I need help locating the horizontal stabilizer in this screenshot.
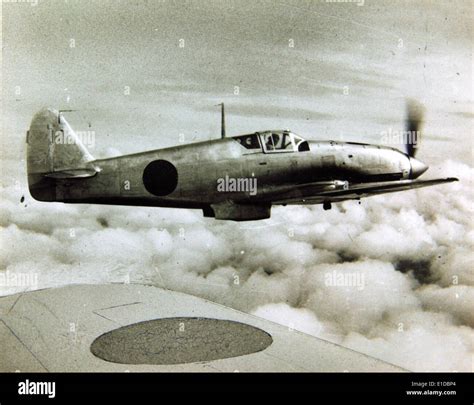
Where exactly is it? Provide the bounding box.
[44,167,99,179]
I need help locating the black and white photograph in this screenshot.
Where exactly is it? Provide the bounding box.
[0,0,473,398]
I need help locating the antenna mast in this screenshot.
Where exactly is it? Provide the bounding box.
[219,103,226,139]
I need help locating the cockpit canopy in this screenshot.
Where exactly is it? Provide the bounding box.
[233,130,310,153]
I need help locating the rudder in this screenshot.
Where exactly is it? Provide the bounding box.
[26,108,95,201]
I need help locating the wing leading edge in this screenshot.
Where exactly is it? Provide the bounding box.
[271,177,459,205]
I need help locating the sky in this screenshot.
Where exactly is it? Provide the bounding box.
[1,0,473,371]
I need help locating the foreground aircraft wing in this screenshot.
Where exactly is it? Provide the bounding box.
[0,284,404,371]
[271,177,458,205]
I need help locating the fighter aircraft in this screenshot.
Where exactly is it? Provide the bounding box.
[26,101,457,221]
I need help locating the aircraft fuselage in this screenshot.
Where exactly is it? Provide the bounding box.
[28,109,452,221]
[35,137,413,207]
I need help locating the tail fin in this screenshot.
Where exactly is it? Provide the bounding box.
[26,108,96,201]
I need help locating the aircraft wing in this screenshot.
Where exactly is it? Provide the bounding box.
[270,177,458,205]
[0,283,404,371]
